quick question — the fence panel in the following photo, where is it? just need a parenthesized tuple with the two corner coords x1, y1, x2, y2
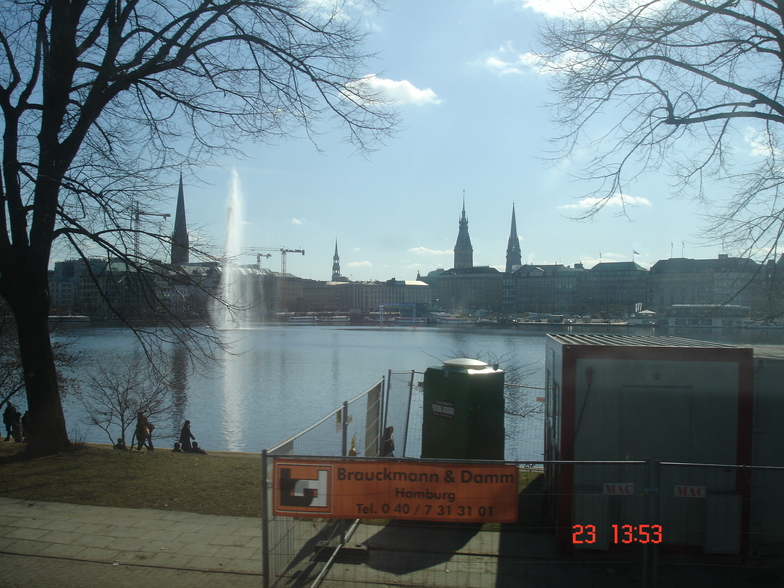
(262, 377, 784, 588)
(261, 378, 384, 588)
(386, 370, 422, 458)
(310, 460, 784, 587)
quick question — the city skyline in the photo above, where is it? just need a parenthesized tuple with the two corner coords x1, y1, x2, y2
(51, 0, 756, 282)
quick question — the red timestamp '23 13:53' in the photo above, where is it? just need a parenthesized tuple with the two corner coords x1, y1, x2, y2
(572, 524, 663, 544)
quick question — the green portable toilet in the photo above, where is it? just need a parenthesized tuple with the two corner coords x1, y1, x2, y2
(421, 358, 505, 460)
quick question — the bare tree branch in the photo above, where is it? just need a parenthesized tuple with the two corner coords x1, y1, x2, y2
(0, 0, 395, 455)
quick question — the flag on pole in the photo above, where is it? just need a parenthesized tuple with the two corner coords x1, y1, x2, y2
(633, 250, 639, 255)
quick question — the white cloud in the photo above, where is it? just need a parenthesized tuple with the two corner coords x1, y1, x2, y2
(290, 217, 304, 225)
(744, 127, 782, 158)
(408, 246, 452, 256)
(478, 43, 546, 76)
(518, 0, 598, 19)
(514, 0, 673, 20)
(558, 193, 652, 211)
(345, 75, 441, 106)
(347, 260, 372, 268)
(478, 42, 588, 77)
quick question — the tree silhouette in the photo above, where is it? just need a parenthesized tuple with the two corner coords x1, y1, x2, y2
(0, 0, 394, 455)
(537, 0, 784, 262)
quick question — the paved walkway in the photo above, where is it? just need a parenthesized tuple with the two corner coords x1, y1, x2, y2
(0, 497, 262, 587)
(1, 497, 782, 587)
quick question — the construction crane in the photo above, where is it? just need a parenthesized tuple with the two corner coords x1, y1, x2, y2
(130, 201, 170, 259)
(243, 247, 305, 274)
(244, 247, 305, 312)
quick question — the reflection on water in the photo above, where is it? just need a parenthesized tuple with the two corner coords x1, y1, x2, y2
(220, 330, 246, 452)
(56, 325, 784, 457)
(170, 344, 188, 434)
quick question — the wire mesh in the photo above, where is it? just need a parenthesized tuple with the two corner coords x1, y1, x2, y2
(261, 378, 385, 588)
(264, 457, 784, 588)
(261, 371, 784, 587)
(386, 370, 422, 458)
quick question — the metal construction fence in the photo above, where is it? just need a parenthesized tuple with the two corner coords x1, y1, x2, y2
(385, 370, 423, 458)
(262, 455, 784, 587)
(260, 375, 784, 587)
(261, 376, 394, 588)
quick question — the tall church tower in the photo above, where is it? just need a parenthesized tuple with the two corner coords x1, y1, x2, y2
(453, 192, 473, 269)
(332, 239, 341, 281)
(505, 203, 522, 273)
(171, 174, 189, 266)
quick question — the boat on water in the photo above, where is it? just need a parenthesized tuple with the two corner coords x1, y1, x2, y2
(394, 316, 427, 325)
(320, 315, 350, 324)
(435, 315, 478, 325)
(287, 315, 317, 323)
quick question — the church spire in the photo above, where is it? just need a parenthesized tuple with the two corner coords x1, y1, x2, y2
(505, 203, 522, 273)
(171, 173, 189, 266)
(332, 239, 341, 281)
(453, 191, 473, 269)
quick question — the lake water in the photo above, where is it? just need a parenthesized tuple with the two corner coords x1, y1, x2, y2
(53, 324, 784, 460)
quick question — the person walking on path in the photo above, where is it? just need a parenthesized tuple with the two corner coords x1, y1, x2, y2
(382, 426, 395, 457)
(134, 411, 154, 451)
(179, 420, 195, 452)
(3, 403, 15, 441)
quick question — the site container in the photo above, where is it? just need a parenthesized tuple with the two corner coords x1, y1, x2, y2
(749, 345, 784, 556)
(544, 334, 754, 554)
(421, 358, 505, 460)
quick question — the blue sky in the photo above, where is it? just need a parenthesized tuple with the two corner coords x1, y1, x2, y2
(159, 0, 738, 281)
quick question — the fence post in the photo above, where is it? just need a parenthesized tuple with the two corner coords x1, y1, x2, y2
(385, 369, 392, 433)
(379, 375, 386, 457)
(342, 401, 349, 457)
(402, 370, 415, 457)
(261, 449, 271, 588)
(642, 457, 660, 588)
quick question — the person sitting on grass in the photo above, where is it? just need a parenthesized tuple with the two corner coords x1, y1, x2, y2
(172, 442, 183, 453)
(190, 441, 207, 455)
(114, 438, 127, 450)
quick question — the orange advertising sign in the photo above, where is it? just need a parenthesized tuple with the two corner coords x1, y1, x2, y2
(273, 458, 518, 523)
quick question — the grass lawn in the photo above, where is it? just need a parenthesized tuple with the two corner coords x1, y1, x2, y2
(0, 441, 549, 530)
(0, 441, 262, 518)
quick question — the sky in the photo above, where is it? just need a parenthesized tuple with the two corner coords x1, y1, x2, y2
(140, 0, 746, 282)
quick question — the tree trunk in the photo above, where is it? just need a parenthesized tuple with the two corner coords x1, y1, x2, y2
(14, 294, 70, 456)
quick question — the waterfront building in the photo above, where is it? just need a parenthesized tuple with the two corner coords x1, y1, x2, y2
(167, 261, 221, 318)
(453, 194, 473, 269)
(577, 261, 648, 317)
(49, 260, 83, 313)
(76, 259, 154, 319)
(418, 268, 445, 287)
(435, 266, 503, 313)
(299, 278, 430, 313)
(512, 263, 583, 315)
(647, 255, 763, 314)
(350, 279, 431, 312)
(505, 204, 522, 274)
(761, 254, 784, 319)
(299, 279, 352, 312)
(171, 174, 189, 266)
